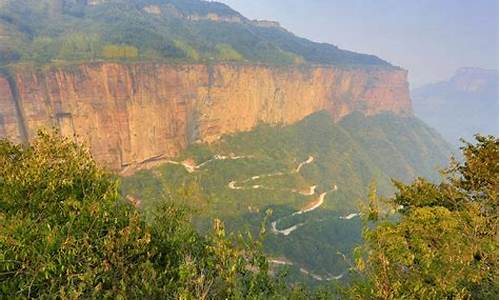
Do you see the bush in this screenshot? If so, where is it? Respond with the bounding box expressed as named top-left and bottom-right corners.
top-left (0, 131), bottom-right (318, 298)
top-left (58, 33), bottom-right (102, 61)
top-left (215, 43), bottom-right (243, 61)
top-left (102, 44), bottom-right (139, 60)
top-left (173, 40), bottom-right (200, 61)
top-left (346, 135), bottom-right (499, 299)
top-left (23, 37), bottom-right (58, 64)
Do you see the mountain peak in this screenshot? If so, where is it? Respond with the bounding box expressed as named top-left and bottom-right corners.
top-left (412, 66), bottom-right (499, 144)
top-left (451, 67), bottom-right (498, 93)
top-left (455, 66), bottom-right (497, 76)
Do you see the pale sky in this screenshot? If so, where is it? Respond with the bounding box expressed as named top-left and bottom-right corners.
top-left (218, 0), bottom-right (499, 88)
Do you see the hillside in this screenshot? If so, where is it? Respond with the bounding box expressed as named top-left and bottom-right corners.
top-left (1, 131), bottom-right (333, 299)
top-left (412, 67), bottom-right (499, 145)
top-left (0, 0), bottom-right (391, 67)
top-left (121, 111), bottom-right (454, 284)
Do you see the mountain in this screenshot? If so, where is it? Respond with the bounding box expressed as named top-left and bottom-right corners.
top-left (0, 0), bottom-right (414, 172)
top-left (0, 0), bottom-right (458, 289)
top-left (412, 67), bottom-right (499, 145)
top-left (0, 0), bottom-right (390, 66)
top-left (121, 111), bottom-right (453, 284)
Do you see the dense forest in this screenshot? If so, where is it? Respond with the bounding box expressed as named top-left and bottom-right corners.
top-left (0, 0), bottom-right (391, 67)
top-left (2, 120), bottom-right (496, 298)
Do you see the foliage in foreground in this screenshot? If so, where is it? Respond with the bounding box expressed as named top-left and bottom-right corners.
top-left (1, 131), bottom-right (497, 299)
top-left (0, 132), bottom-right (330, 299)
top-left (347, 135), bottom-right (499, 299)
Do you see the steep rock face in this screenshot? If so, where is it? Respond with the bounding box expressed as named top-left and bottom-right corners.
top-left (0, 63), bottom-right (411, 170)
top-left (0, 75), bottom-right (23, 141)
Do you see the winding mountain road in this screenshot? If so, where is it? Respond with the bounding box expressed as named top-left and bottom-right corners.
top-left (227, 156), bottom-right (316, 193)
top-left (271, 187), bottom-right (338, 236)
top-left (269, 258), bottom-right (345, 281)
top-left (164, 153), bottom-right (353, 282)
top-left (167, 154), bottom-right (254, 173)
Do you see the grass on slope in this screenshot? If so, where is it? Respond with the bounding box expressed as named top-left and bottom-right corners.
top-left (121, 111), bottom-right (453, 283)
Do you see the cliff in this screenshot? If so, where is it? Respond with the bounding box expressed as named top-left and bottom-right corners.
top-left (0, 63), bottom-right (412, 171)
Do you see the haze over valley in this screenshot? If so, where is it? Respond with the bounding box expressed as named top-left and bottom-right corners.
top-left (0, 1), bottom-right (497, 298)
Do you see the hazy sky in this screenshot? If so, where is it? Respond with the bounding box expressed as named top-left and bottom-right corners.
top-left (218, 0), bottom-right (499, 88)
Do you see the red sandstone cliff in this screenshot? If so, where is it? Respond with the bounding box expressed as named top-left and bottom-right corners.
top-left (0, 63), bottom-right (411, 170)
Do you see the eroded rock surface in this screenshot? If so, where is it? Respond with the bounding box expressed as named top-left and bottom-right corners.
top-left (0, 63), bottom-right (412, 171)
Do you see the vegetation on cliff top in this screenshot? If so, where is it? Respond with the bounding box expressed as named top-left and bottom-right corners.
top-left (0, 0), bottom-right (392, 67)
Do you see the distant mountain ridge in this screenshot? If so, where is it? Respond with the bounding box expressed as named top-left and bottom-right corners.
top-left (412, 67), bottom-right (499, 145)
top-left (0, 0), bottom-right (392, 67)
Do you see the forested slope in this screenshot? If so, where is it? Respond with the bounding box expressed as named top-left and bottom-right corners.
top-left (121, 111), bottom-right (454, 282)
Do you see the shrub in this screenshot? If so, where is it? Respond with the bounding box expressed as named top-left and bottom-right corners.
top-left (0, 131), bottom-right (314, 298)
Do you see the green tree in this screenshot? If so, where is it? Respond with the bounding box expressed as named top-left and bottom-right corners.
top-left (123, 46), bottom-right (138, 59)
top-left (58, 33), bottom-right (102, 61)
top-left (0, 131), bottom-right (318, 299)
top-left (347, 135), bottom-right (499, 299)
top-left (25, 36), bottom-right (58, 64)
top-left (173, 40), bottom-right (200, 61)
top-left (102, 44), bottom-right (138, 60)
top-left (215, 43), bottom-right (243, 61)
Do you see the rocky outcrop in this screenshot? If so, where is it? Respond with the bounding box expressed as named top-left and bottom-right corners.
top-left (143, 5), bottom-right (162, 15)
top-left (251, 20), bottom-right (282, 28)
top-left (0, 63), bottom-right (411, 170)
top-left (0, 74), bottom-right (23, 141)
top-left (186, 13), bottom-right (242, 23)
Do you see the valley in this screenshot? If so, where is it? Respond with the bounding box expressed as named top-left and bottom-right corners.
top-left (121, 111), bottom-right (453, 283)
top-left (0, 0), bottom-right (494, 298)
top-left (0, 4), bottom-right (438, 284)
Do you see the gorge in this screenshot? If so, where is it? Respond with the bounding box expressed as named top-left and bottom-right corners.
top-left (0, 0), bottom-right (475, 294)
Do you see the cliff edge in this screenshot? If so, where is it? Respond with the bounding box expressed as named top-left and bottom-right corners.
top-left (0, 63), bottom-right (412, 170)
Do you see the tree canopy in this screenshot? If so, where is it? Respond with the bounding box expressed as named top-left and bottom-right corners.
top-left (0, 130), bottom-right (497, 299)
top-left (0, 132), bottom-right (329, 299)
top-left (347, 135), bottom-right (499, 299)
